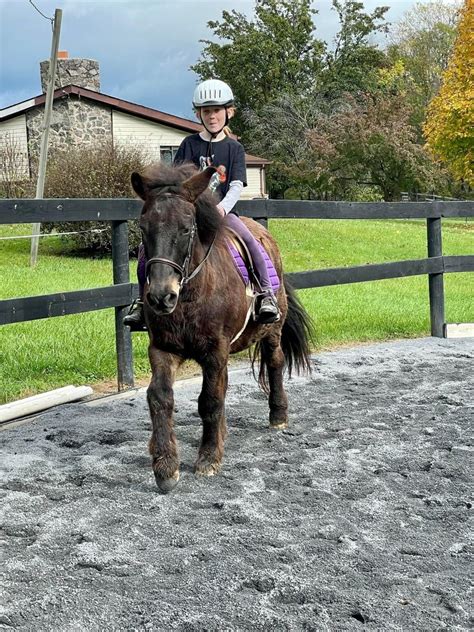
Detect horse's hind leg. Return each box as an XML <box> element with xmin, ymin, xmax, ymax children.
<box><xmin>195</xmin><ymin>352</ymin><xmax>228</xmax><ymax>477</ymax></box>
<box><xmin>147</xmin><ymin>348</ymin><xmax>182</xmax><ymax>493</ymax></box>
<box><xmin>261</xmin><ymin>332</ymin><xmax>288</xmax><ymax>429</ymax></box>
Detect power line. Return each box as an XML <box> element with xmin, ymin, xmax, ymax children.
<box><xmin>28</xmin><ymin>0</ymin><xmax>54</xmax><ymax>26</ymax></box>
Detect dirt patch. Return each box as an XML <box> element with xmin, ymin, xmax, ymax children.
<box><xmin>90</xmin><ymin>363</ymin><xmax>201</xmax><ymax>397</ymax></box>
<box><xmin>90</xmin><ymin>359</ymin><xmax>232</xmax><ymax>398</ymax></box>
<box><xmin>1</xmin><ymin>338</ymin><xmax>472</xmax><ymax>630</ymax></box>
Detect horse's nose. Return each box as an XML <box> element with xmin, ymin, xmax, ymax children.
<box><xmin>147</xmin><ymin>291</ymin><xmax>178</xmax><ymax>312</ymax></box>
<box><xmin>162</xmin><ymin>292</ymin><xmax>178</xmax><ymax>309</ymax></box>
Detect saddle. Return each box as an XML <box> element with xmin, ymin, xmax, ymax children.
<box><xmin>225</xmin><ymin>228</ymin><xmax>280</xmax><ymax>343</ymax></box>
<box><xmin>225</xmin><ymin>227</ymin><xmax>280</xmax><ymax>295</ymax></box>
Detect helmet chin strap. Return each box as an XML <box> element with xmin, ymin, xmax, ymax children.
<box><xmin>200</xmin><ymin>108</ymin><xmax>229</xmax><ymax>162</ymax></box>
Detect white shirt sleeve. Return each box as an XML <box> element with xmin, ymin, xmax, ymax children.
<box><xmin>219</xmin><ymin>180</ymin><xmax>244</xmax><ymax>214</ymax></box>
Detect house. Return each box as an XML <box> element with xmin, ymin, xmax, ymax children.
<box><xmin>0</xmin><ymin>53</ymin><xmax>270</xmax><ymax>198</ymax></box>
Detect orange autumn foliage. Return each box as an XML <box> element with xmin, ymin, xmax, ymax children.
<box><xmin>424</xmin><ymin>0</ymin><xmax>474</xmax><ymax>185</ymax></box>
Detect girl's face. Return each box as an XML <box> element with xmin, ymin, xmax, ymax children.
<box><xmin>197</xmin><ymin>106</ymin><xmax>233</xmax><ymax>133</ymax></box>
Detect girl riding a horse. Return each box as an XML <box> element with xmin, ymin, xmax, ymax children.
<box><xmin>130</xmin><ymin>161</ymin><xmax>312</xmax><ymax>492</ymax></box>
<box><xmin>124</xmin><ymin>79</ymin><xmax>280</xmax><ymax>330</ymax></box>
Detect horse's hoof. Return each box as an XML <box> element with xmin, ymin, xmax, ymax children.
<box><xmin>269</xmin><ymin>421</ymin><xmax>288</xmax><ymax>430</ymax></box>
<box><xmin>154</xmin><ymin>470</ymin><xmax>179</xmax><ymax>493</ymax></box>
<box><xmin>194</xmin><ymin>457</ymin><xmax>221</xmax><ymax>477</ymax></box>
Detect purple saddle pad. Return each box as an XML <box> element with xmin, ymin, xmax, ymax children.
<box><xmin>226</xmin><ymin>239</ymin><xmax>280</xmax><ymax>292</ymax></box>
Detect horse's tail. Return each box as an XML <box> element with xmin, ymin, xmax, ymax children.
<box><xmin>252</xmin><ymin>278</ymin><xmax>315</xmax><ymax>392</ymax></box>
<box><xmin>281</xmin><ymin>278</ymin><xmax>314</xmax><ymax>377</ymax></box>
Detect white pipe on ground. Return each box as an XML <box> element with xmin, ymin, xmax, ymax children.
<box><xmin>0</xmin><ymin>385</ymin><xmax>93</xmax><ymax>423</ymax></box>
<box><xmin>445</xmin><ymin>323</ymin><xmax>474</xmax><ymax>338</ymax></box>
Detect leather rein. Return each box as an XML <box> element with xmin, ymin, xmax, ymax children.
<box><xmin>144</xmin><ymin>194</ymin><xmax>217</xmax><ymax>289</ymax></box>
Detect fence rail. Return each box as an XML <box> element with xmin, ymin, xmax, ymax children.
<box><xmin>1</xmin><ymin>198</ymin><xmax>474</xmax><ymax>223</ymax></box>
<box><xmin>286</xmin><ymin>256</ymin><xmax>474</xmax><ymax>289</ymax></box>
<box><xmin>1</xmin><ymin>198</ymin><xmax>472</xmax><ymax>391</ymax></box>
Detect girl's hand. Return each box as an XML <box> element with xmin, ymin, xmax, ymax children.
<box><xmin>216</xmin><ymin>204</ymin><xmax>226</xmax><ymax>217</ymax></box>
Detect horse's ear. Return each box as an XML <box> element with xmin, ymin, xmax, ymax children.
<box><xmin>131</xmin><ymin>172</ymin><xmax>149</xmax><ymax>200</ymax></box>
<box><xmin>181</xmin><ymin>167</ymin><xmax>217</xmax><ymax>202</ymax></box>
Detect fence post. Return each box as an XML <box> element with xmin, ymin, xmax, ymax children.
<box><xmin>111</xmin><ymin>220</ymin><xmax>134</xmax><ymax>389</ymax></box>
<box><xmin>427</xmin><ymin>216</ymin><xmax>445</xmax><ymax>337</ymax></box>
<box><xmin>256</xmin><ymin>199</ymin><xmax>269</xmax><ymax>229</ymax></box>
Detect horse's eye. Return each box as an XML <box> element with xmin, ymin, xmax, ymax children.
<box><xmin>181</xmin><ymin>228</ymin><xmax>191</xmax><ymax>236</ymax></box>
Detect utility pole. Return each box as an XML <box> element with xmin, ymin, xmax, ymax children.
<box><xmin>30</xmin><ymin>8</ymin><xmax>62</xmax><ymax>267</ymax></box>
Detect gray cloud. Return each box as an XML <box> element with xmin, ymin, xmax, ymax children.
<box><xmin>1</xmin><ymin>0</ymin><xmax>430</xmax><ymax>116</ymax></box>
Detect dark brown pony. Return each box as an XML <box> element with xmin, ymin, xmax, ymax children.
<box><xmin>131</xmin><ymin>163</ymin><xmax>313</xmax><ymax>493</ymax></box>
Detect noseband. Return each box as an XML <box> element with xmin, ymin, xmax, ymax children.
<box><xmin>145</xmin><ymin>194</ymin><xmax>216</xmax><ymax>289</ymax></box>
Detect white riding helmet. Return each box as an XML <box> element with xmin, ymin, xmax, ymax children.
<box><xmin>192</xmin><ymin>79</ymin><xmax>234</xmax><ymax>108</ymax></box>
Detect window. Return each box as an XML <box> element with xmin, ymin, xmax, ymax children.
<box><xmin>160</xmin><ymin>146</ymin><xmax>179</xmax><ymax>164</ymax></box>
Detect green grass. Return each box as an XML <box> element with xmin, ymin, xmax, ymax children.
<box><xmin>1</xmin><ymin>218</ymin><xmax>472</xmax><ymax>403</ymax></box>
<box><xmin>271</xmin><ymin>218</ymin><xmax>473</xmax><ymax>347</ymax></box>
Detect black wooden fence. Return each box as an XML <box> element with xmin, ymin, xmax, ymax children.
<box><xmin>1</xmin><ymin>198</ymin><xmax>473</xmax><ymax>391</ymax></box>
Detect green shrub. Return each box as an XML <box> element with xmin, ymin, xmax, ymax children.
<box><xmin>41</xmin><ymin>141</ymin><xmax>150</xmax><ymax>253</ymax></box>
<box><xmin>347</xmin><ymin>184</ymin><xmax>384</xmax><ymax>202</ymax></box>
<box><xmin>0</xmin><ymin>179</ymin><xmax>34</xmax><ymax>199</ymax></box>
<box><xmin>0</xmin><ymin>132</ymin><xmax>35</xmax><ymax>198</ymax></box>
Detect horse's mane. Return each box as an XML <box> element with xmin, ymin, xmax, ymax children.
<box><xmin>143</xmin><ymin>161</ymin><xmax>196</xmax><ymax>188</ymax></box>
<box><xmin>142</xmin><ymin>162</ymin><xmax>223</xmax><ymax>244</ymax></box>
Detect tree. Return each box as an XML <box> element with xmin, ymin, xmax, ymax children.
<box><xmin>388</xmin><ymin>0</ymin><xmax>461</xmax><ymax>131</ymax></box>
<box><xmin>247</xmin><ymin>92</ymin><xmax>445</xmax><ymax>200</ymax></box>
<box><xmin>245</xmin><ymin>93</ymin><xmax>336</xmax><ymax>198</ymax></box>
<box><xmin>424</xmin><ymin>0</ymin><xmax>474</xmax><ymax>186</ymax></box>
<box><xmin>192</xmin><ymin>0</ymin><xmax>391</xmax><ymax>139</ymax></box>
<box><xmin>316</xmin><ymin>93</ymin><xmax>442</xmax><ymax>201</ymax></box>
<box><xmin>320</xmin><ymin>0</ymin><xmax>390</xmax><ymax>98</ymax></box>
<box><xmin>191</xmin><ymin>0</ymin><xmax>324</xmax><ymax>138</ymax></box>
<box><xmin>193</xmin><ymin>0</ymin><xmax>446</xmax><ymax>199</ymax></box>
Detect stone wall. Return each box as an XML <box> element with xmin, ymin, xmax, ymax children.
<box><xmin>26</xmin><ymin>96</ymin><xmax>112</xmax><ymax>165</ymax></box>
<box><xmin>40</xmin><ymin>58</ymin><xmax>100</xmax><ymax>93</ymax></box>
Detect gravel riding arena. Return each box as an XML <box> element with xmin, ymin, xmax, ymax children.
<box><xmin>1</xmin><ymin>337</ymin><xmax>472</xmax><ymax>630</ymax></box>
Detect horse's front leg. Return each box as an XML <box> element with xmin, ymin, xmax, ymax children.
<box><xmin>147</xmin><ymin>348</ymin><xmax>182</xmax><ymax>493</ymax></box>
<box><xmin>261</xmin><ymin>331</ymin><xmax>288</xmax><ymax>429</ymax></box>
<box><xmin>195</xmin><ymin>352</ymin><xmax>229</xmax><ymax>477</ymax></box>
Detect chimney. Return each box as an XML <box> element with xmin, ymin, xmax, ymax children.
<box><xmin>40</xmin><ymin>52</ymin><xmax>100</xmax><ymax>93</ymax></box>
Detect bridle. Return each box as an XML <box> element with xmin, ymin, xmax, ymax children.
<box><xmin>144</xmin><ymin>194</ymin><xmax>217</xmax><ymax>290</ymax></box>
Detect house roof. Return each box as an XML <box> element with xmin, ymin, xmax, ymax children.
<box><xmin>0</xmin><ymin>85</ymin><xmax>271</xmax><ymax>166</ymax></box>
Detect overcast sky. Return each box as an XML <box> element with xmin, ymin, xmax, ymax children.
<box><xmin>0</xmin><ymin>0</ymin><xmax>442</xmax><ymax>119</ymax></box>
